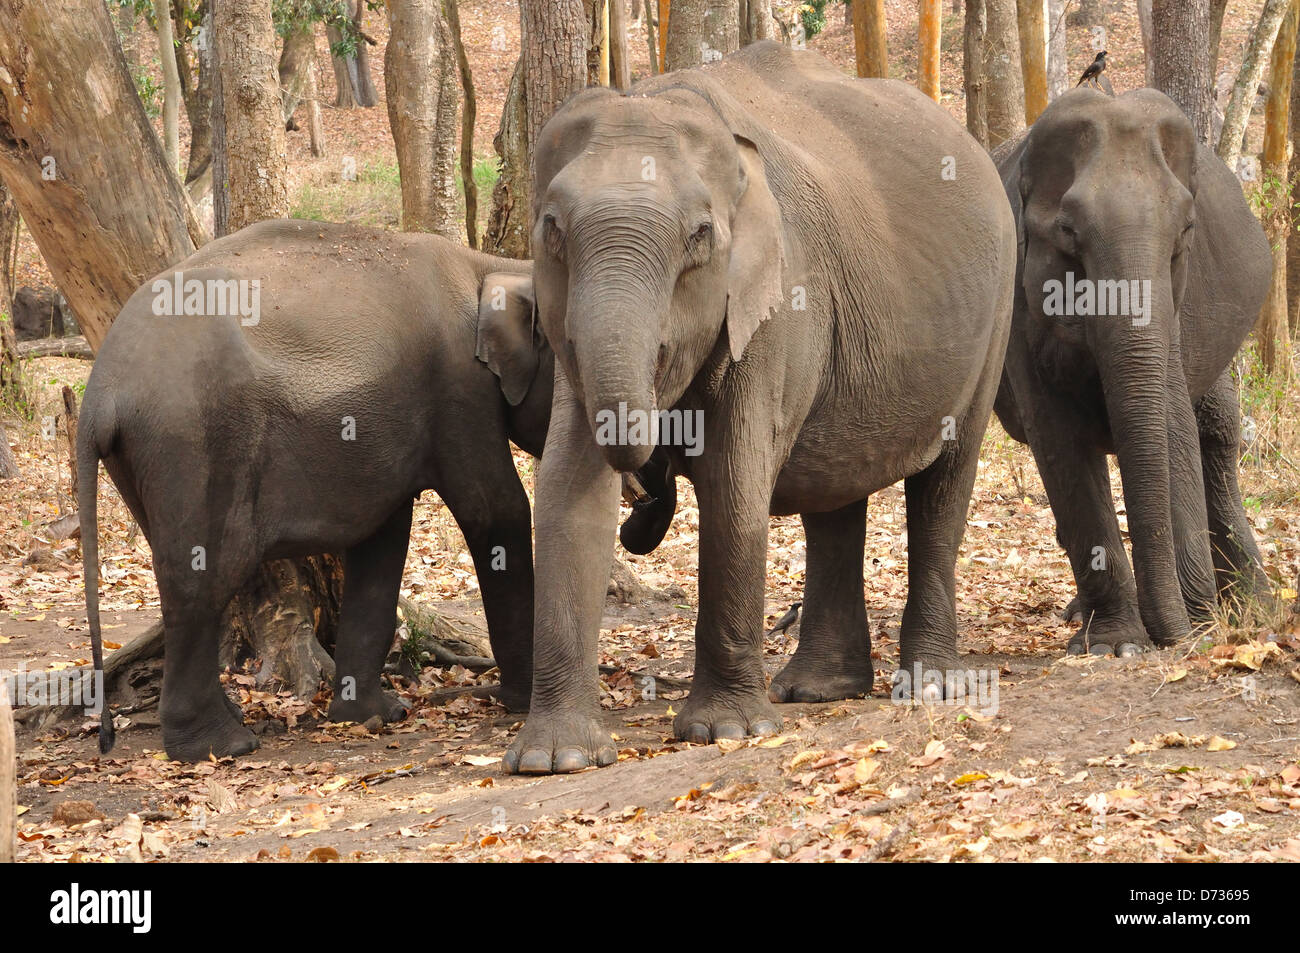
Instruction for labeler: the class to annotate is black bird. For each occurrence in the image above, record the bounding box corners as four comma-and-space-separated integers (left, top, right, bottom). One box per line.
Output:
767, 601, 802, 637
1076, 51, 1107, 88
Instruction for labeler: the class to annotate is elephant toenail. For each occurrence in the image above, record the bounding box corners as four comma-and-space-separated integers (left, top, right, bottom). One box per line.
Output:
518, 749, 555, 774
1067, 643, 1085, 656
713, 723, 745, 742
553, 748, 590, 773
597, 746, 618, 767
750, 719, 779, 736
685, 723, 711, 745
503, 750, 520, 774
1088, 644, 1112, 656
1117, 642, 1143, 657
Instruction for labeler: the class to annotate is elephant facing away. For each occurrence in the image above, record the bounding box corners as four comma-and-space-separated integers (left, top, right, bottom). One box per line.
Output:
505, 42, 1016, 774
78, 220, 675, 763
993, 88, 1272, 656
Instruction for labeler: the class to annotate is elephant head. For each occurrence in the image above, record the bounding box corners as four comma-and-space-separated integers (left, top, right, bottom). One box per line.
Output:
1015, 88, 1207, 640
529, 86, 787, 473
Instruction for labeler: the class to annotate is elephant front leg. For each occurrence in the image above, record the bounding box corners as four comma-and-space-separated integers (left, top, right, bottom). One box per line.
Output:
769, 500, 875, 703
328, 503, 413, 725
503, 381, 621, 775
676, 464, 780, 743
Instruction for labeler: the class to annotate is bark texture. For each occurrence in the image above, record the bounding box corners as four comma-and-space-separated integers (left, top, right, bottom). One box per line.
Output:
1153, 0, 1213, 143
985, 0, 1025, 147
853, 0, 888, 77
665, 0, 739, 71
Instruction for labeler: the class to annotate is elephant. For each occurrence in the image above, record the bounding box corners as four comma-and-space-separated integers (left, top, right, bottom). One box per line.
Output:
503, 41, 1017, 775
76, 219, 673, 763
992, 87, 1273, 656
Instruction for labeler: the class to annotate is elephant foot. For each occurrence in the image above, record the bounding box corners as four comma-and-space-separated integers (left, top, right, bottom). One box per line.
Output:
1066, 606, 1152, 657
162, 704, 259, 763
328, 688, 408, 725
769, 649, 875, 703
674, 687, 781, 745
488, 681, 531, 712
503, 710, 618, 775
892, 653, 997, 710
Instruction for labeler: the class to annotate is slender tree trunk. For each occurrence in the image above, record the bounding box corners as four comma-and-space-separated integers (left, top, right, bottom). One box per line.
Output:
215, 0, 289, 232
1287, 11, 1300, 331
1210, 0, 1230, 76
1257, 0, 1298, 377
279, 22, 314, 126
1066, 0, 1104, 26
645, 0, 660, 74
352, 0, 380, 107
445, 0, 479, 246
740, 0, 775, 44
327, 17, 360, 108
303, 37, 326, 157
1016, 0, 1047, 122
985, 0, 1025, 147
965, 0, 989, 147
0, 0, 204, 350
211, 2, 231, 236
853, 0, 888, 78
919, 0, 941, 101
609, 0, 632, 88
1046, 0, 1067, 98
1217, 0, 1290, 174
483, 58, 530, 258
666, 0, 738, 70
154, 0, 183, 172
1, 680, 14, 863
1153, 0, 1213, 143
175, 0, 214, 184
1137, 0, 1156, 88
659, 0, 670, 70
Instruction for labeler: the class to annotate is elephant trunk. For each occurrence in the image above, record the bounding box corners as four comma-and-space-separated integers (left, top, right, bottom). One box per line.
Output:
566, 279, 664, 474
1086, 265, 1191, 645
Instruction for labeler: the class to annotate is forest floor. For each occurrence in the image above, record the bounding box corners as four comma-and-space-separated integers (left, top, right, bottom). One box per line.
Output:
4, 2, 1300, 862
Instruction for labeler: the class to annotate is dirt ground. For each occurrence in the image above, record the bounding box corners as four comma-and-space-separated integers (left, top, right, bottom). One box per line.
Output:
4, 3, 1300, 863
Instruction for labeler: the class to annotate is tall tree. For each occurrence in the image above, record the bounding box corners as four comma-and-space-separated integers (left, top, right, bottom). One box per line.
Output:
445, 0, 479, 246
326, 0, 379, 108
279, 21, 326, 157
964, 0, 989, 147
1138, 0, 1156, 87
483, 59, 530, 258
1257, 0, 1298, 377
984, 0, 1025, 147
174, 0, 215, 184
739, 0, 775, 45
1152, 0, 1212, 143
919, 0, 941, 101
665, 0, 738, 70
1, 680, 13, 863
1217, 0, 1291, 174
609, 0, 632, 87
1287, 7, 1300, 330
1209, 0, 1230, 75
154, 0, 183, 172
853, 0, 887, 77
0, 181, 19, 481
521, 0, 590, 172
385, 0, 459, 237
1016, 0, 1047, 122
215, 0, 289, 231
1046, 0, 1067, 98
0, 0, 204, 350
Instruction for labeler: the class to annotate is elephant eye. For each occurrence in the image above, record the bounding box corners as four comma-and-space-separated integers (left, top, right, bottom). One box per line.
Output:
686, 221, 713, 262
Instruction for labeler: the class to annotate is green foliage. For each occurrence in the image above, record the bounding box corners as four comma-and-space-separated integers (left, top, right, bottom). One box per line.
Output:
132, 66, 163, 119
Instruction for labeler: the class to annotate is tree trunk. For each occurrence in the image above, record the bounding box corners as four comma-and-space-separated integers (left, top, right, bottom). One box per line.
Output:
175, 0, 214, 184
211, 2, 231, 236
1, 679, 14, 863
740, 0, 775, 45
609, 0, 633, 87
1217, 0, 1290, 175
215, 0, 289, 232
964, 0, 989, 147
984, 0, 1025, 147
279, 22, 314, 126
665, 0, 739, 70
853, 0, 888, 78
327, 17, 360, 108
1016, 0, 1047, 122
303, 34, 326, 158
1066, 0, 1104, 26
327, 1, 377, 108
659, 0, 670, 70
645, 0, 660, 74
1287, 7, 1300, 331
1046, 0, 1067, 98
0, 0, 205, 351
522, 0, 590, 179
919, 0, 941, 101
1153, 0, 1213, 143
445, 0, 479, 246
352, 0, 380, 107
1137, 0, 1156, 88
1210, 0, 1230, 76
1257, 0, 1298, 377
483, 58, 531, 258
154, 0, 183, 173
385, 0, 460, 238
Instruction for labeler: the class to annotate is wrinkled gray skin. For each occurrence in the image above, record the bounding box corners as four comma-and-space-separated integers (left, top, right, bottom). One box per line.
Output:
993, 89, 1272, 657
80, 220, 562, 763
505, 42, 1016, 775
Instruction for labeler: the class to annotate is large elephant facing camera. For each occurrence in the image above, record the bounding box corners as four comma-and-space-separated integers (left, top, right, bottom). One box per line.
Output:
78, 220, 673, 763
993, 88, 1272, 656
504, 42, 1016, 775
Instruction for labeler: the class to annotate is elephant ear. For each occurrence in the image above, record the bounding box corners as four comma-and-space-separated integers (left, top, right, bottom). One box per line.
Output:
476, 273, 540, 407
725, 135, 787, 362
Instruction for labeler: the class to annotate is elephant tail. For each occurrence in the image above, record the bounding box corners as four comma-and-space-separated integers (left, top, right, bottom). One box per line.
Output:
77, 401, 115, 754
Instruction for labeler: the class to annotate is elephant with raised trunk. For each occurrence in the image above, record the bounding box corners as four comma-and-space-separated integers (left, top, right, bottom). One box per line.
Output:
79, 220, 675, 763
993, 88, 1273, 656
504, 42, 1016, 775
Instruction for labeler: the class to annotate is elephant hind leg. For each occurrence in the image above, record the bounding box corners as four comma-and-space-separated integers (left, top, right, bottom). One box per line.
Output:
769, 499, 874, 703
1195, 370, 1271, 606
327, 502, 413, 726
